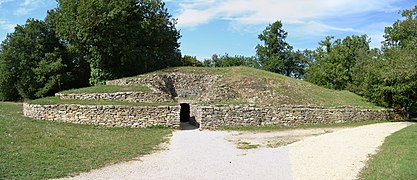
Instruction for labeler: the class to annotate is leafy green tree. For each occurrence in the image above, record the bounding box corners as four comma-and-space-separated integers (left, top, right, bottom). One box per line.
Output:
182, 55, 203, 67
202, 59, 212, 67
291, 50, 311, 79
374, 5, 417, 116
0, 51, 19, 100
348, 48, 383, 98
305, 35, 371, 90
55, 0, 181, 85
0, 18, 71, 100
256, 21, 308, 78
256, 21, 292, 75
203, 54, 260, 68
383, 6, 417, 49
45, 10, 91, 89
377, 48, 417, 115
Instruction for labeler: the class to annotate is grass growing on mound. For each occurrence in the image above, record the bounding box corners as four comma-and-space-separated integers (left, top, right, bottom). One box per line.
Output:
147, 66, 381, 109
359, 123, 417, 179
0, 102, 172, 179
29, 96, 177, 107
60, 85, 151, 94
224, 67, 380, 108
73, 66, 381, 109
145, 66, 231, 75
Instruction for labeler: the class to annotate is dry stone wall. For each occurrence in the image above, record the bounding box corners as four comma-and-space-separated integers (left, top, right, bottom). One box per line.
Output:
168, 73, 222, 98
106, 72, 223, 100
24, 102, 397, 129
24, 103, 180, 128
25, 70, 399, 129
191, 105, 397, 129
56, 92, 174, 103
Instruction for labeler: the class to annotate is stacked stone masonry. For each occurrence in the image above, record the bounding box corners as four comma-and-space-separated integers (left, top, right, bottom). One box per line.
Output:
24, 103, 396, 129
24, 103, 180, 128
190, 105, 397, 129
24, 72, 399, 129
56, 92, 174, 103
106, 72, 223, 101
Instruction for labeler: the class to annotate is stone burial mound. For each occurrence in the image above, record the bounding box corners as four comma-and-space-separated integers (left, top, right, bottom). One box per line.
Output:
24, 67, 398, 129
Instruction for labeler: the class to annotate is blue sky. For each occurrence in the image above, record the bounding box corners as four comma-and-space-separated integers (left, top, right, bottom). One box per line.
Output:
0, 0, 415, 60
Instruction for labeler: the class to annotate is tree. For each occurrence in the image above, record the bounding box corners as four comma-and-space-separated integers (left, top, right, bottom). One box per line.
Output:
377, 48, 417, 116
202, 59, 212, 67
374, 5, 417, 116
182, 55, 203, 67
305, 35, 371, 90
0, 18, 72, 100
55, 0, 182, 85
0, 50, 19, 100
256, 21, 309, 78
256, 21, 291, 74
202, 54, 260, 68
46, 10, 91, 89
348, 48, 383, 97
291, 50, 311, 79
383, 6, 417, 49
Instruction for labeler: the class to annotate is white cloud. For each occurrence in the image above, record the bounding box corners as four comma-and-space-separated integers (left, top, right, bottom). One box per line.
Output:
0, 0, 14, 5
297, 21, 358, 36
0, 20, 16, 32
174, 0, 401, 30
21, 0, 44, 7
15, 7, 30, 15
14, 0, 45, 15
175, 0, 220, 27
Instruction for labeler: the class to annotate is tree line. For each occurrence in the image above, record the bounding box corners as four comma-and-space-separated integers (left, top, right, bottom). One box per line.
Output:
187, 6, 417, 116
0, 1, 415, 116
0, 0, 183, 100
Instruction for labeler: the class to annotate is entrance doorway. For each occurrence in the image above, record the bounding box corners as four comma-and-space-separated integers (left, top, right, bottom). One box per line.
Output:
180, 103, 199, 130
180, 103, 190, 122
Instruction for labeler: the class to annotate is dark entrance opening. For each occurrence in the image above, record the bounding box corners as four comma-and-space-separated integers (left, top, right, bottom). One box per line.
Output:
180, 103, 190, 122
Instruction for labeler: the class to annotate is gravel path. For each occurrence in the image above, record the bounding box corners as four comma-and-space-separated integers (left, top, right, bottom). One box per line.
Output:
60, 122, 410, 180
288, 122, 410, 180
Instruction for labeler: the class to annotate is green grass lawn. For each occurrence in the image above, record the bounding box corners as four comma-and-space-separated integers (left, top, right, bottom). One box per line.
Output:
359, 123, 417, 179
0, 102, 172, 179
60, 85, 151, 94
29, 96, 177, 107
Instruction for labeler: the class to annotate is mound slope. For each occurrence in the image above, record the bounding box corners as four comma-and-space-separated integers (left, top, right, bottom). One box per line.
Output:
106, 66, 379, 109
26, 67, 395, 129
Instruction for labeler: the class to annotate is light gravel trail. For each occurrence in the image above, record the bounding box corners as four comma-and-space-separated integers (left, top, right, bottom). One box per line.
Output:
60, 122, 410, 180
288, 122, 411, 180
62, 130, 293, 180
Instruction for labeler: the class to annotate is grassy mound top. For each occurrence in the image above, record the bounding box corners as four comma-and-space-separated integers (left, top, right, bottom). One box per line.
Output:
34, 66, 381, 109
28, 97, 176, 107
59, 85, 151, 94
151, 66, 380, 109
